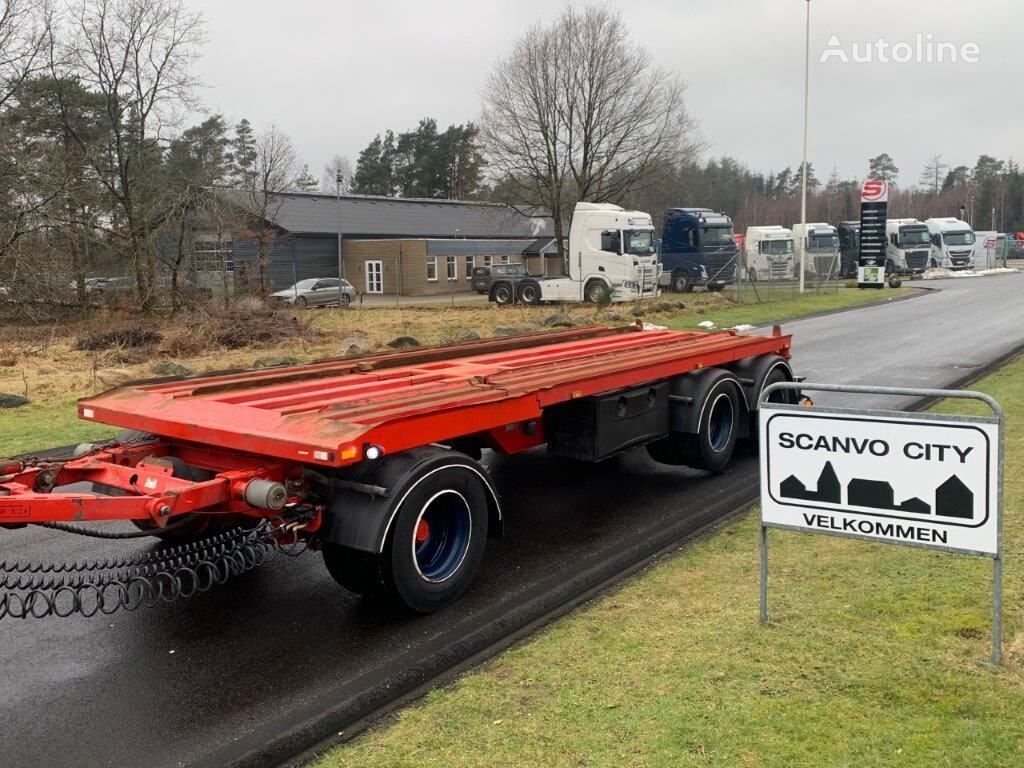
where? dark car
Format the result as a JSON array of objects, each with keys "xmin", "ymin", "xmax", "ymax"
[{"xmin": 471, "ymin": 263, "xmax": 533, "ymax": 294}]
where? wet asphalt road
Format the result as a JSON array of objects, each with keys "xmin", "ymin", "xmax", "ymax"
[{"xmin": 1, "ymin": 274, "xmax": 1022, "ymax": 768}]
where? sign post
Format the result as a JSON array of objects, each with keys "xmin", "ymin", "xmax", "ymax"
[
  {"xmin": 758, "ymin": 382, "xmax": 1004, "ymax": 665},
  {"xmin": 858, "ymin": 180, "xmax": 889, "ymax": 289}
]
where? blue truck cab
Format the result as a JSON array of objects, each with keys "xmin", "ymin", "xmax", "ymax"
[{"xmin": 658, "ymin": 208, "xmax": 738, "ymax": 292}]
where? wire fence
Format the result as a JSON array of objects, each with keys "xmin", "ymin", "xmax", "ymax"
[{"xmin": 659, "ymin": 245, "xmax": 845, "ymax": 304}]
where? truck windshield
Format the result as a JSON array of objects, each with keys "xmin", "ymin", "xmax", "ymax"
[
  {"xmin": 899, "ymin": 228, "xmax": 930, "ymax": 245},
  {"xmin": 761, "ymin": 239, "xmax": 794, "ymax": 255},
  {"xmin": 701, "ymin": 226, "xmax": 734, "ymax": 246},
  {"xmin": 809, "ymin": 235, "xmax": 839, "ymax": 249},
  {"xmin": 944, "ymin": 231, "xmax": 976, "ymax": 246},
  {"xmin": 624, "ymin": 230, "xmax": 655, "ymax": 255}
]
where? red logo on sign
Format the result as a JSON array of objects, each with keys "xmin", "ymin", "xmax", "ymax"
[{"xmin": 861, "ymin": 180, "xmax": 889, "ymax": 203}]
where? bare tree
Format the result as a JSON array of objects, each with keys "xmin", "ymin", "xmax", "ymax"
[
  {"xmin": 55, "ymin": 0, "xmax": 205, "ymax": 308},
  {"xmin": 239, "ymin": 123, "xmax": 300, "ymax": 291},
  {"xmin": 320, "ymin": 154, "xmax": 353, "ymax": 193},
  {"xmin": 481, "ymin": 4, "xmax": 699, "ymax": 258},
  {"xmin": 0, "ymin": 0, "xmax": 52, "ymax": 109},
  {"xmin": 919, "ymin": 154, "xmax": 949, "ymax": 196},
  {"xmin": 0, "ymin": 0, "xmax": 57, "ymax": 269}
]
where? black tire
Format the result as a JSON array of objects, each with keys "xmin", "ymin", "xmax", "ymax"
[
  {"xmin": 584, "ymin": 279, "xmax": 606, "ymax": 303},
  {"xmin": 294, "ymin": 295, "xmax": 308, "ymax": 308},
  {"xmin": 517, "ymin": 280, "xmax": 541, "ymax": 306},
  {"xmin": 647, "ymin": 377, "xmax": 740, "ymax": 473},
  {"xmin": 707, "ymin": 284, "xmax": 725, "ymax": 292},
  {"xmin": 671, "ymin": 272, "xmax": 692, "ymax": 293},
  {"xmin": 324, "ymin": 463, "xmax": 490, "ymax": 613},
  {"xmin": 491, "ymin": 282, "xmax": 513, "ymax": 305},
  {"xmin": 338, "ymin": 292, "xmax": 352, "ymax": 308},
  {"xmin": 747, "ymin": 267, "xmax": 758, "ymax": 282},
  {"xmin": 745, "ymin": 365, "xmax": 793, "ymax": 454},
  {"xmin": 930, "ymin": 258, "xmax": 938, "ymax": 269}
]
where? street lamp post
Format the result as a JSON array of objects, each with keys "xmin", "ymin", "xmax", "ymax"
[
  {"xmin": 798, "ymin": 0, "xmax": 811, "ymax": 294},
  {"xmin": 336, "ymin": 171, "xmax": 345, "ymax": 292},
  {"xmin": 451, "ymin": 228, "xmax": 460, "ymax": 307}
]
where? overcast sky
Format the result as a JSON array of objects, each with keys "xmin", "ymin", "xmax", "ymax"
[{"xmin": 196, "ymin": 0, "xmax": 1021, "ymax": 187}]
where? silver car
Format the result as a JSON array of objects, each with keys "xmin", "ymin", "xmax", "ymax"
[{"xmin": 272, "ymin": 278, "xmax": 356, "ymax": 307}]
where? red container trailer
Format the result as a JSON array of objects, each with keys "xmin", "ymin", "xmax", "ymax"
[{"xmin": 0, "ymin": 325, "xmax": 794, "ymax": 613}]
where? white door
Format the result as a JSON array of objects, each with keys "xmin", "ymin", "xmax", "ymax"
[{"xmin": 365, "ymin": 260, "xmax": 383, "ymax": 294}]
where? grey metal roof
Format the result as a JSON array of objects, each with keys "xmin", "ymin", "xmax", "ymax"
[
  {"xmin": 214, "ymin": 188, "xmax": 552, "ymax": 239},
  {"xmin": 523, "ymin": 237, "xmax": 558, "ymax": 256}
]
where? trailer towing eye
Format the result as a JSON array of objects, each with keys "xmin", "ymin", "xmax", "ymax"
[{"xmin": 0, "ymin": 513, "xmax": 314, "ymax": 621}]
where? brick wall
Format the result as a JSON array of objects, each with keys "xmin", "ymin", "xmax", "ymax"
[{"xmin": 343, "ymin": 239, "xmax": 524, "ymax": 296}]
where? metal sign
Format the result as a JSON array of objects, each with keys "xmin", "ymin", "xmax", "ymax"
[
  {"xmin": 858, "ymin": 180, "xmax": 888, "ymax": 288},
  {"xmin": 757, "ymin": 382, "xmax": 1004, "ymax": 664}
]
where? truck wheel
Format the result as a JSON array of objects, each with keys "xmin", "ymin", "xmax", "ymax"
[
  {"xmin": 324, "ymin": 463, "xmax": 490, "ymax": 613},
  {"xmin": 517, "ymin": 281, "xmax": 541, "ymax": 306},
  {"xmin": 671, "ymin": 272, "xmax": 692, "ymax": 293},
  {"xmin": 706, "ymin": 284, "xmax": 725, "ymax": 292},
  {"xmin": 584, "ymin": 279, "xmax": 606, "ymax": 303},
  {"xmin": 746, "ymin": 267, "xmax": 758, "ymax": 282},
  {"xmin": 647, "ymin": 377, "xmax": 740, "ymax": 473},
  {"xmin": 491, "ymin": 283, "xmax": 513, "ymax": 305}
]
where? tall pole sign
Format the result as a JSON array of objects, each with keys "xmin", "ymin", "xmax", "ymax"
[{"xmin": 858, "ymin": 180, "xmax": 888, "ymax": 289}]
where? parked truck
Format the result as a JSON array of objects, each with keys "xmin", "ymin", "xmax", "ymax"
[
  {"xmin": 743, "ymin": 226, "xmax": 796, "ymax": 281},
  {"xmin": 885, "ymin": 218, "xmax": 931, "ymax": 275},
  {"xmin": 0, "ymin": 326, "xmax": 794, "ymax": 617},
  {"xmin": 837, "ymin": 221, "xmax": 861, "ymax": 278},
  {"xmin": 658, "ymin": 208, "xmax": 738, "ymax": 293},
  {"xmin": 792, "ymin": 223, "xmax": 841, "ymax": 279},
  {"xmin": 489, "ymin": 202, "xmax": 660, "ymax": 305},
  {"xmin": 924, "ymin": 217, "xmax": 976, "ymax": 270}
]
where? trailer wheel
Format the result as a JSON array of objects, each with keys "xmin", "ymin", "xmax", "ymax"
[
  {"xmin": 324, "ymin": 462, "xmax": 490, "ymax": 613},
  {"xmin": 647, "ymin": 376, "xmax": 740, "ymax": 473},
  {"xmin": 491, "ymin": 283, "xmax": 513, "ymax": 305},
  {"xmin": 745, "ymin": 364, "xmax": 794, "ymax": 454}
]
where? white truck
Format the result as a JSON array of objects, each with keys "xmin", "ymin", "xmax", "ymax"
[
  {"xmin": 743, "ymin": 226, "xmax": 795, "ymax": 281},
  {"xmin": 924, "ymin": 218, "xmax": 976, "ymax": 271},
  {"xmin": 792, "ymin": 222, "xmax": 840, "ymax": 279},
  {"xmin": 885, "ymin": 218, "xmax": 931, "ymax": 275},
  {"xmin": 490, "ymin": 202, "xmax": 660, "ymax": 305}
]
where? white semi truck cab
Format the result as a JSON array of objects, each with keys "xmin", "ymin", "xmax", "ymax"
[
  {"xmin": 924, "ymin": 217, "xmax": 976, "ymax": 271},
  {"xmin": 494, "ymin": 202, "xmax": 660, "ymax": 305},
  {"xmin": 744, "ymin": 226, "xmax": 795, "ymax": 281},
  {"xmin": 885, "ymin": 218, "xmax": 931, "ymax": 275},
  {"xmin": 792, "ymin": 222, "xmax": 840, "ymax": 278}
]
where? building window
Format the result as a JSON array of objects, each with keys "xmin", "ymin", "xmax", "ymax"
[
  {"xmin": 464, "ymin": 255, "xmax": 474, "ymax": 278},
  {"xmin": 193, "ymin": 240, "xmax": 234, "ymax": 272},
  {"xmin": 446, "ymin": 255, "xmax": 457, "ymax": 281},
  {"xmin": 500, "ymin": 254, "xmax": 511, "ymax": 264},
  {"xmin": 483, "ymin": 255, "xmax": 493, "ymax": 268},
  {"xmin": 427, "ymin": 256, "xmax": 437, "ymax": 281}
]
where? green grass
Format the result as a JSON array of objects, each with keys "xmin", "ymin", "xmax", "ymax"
[
  {"xmin": 316, "ymin": 355, "xmax": 1024, "ymax": 768},
  {"xmin": 665, "ymin": 285, "xmax": 915, "ymax": 331},
  {"xmin": 0, "ymin": 396, "xmax": 118, "ymax": 456}
]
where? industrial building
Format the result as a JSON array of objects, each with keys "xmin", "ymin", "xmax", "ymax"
[{"xmin": 193, "ymin": 189, "xmax": 556, "ymax": 297}]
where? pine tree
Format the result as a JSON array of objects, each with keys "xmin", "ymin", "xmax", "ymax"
[
  {"xmin": 867, "ymin": 153, "xmax": 899, "ymax": 183},
  {"xmin": 228, "ymin": 118, "xmax": 257, "ymax": 188},
  {"xmin": 293, "ymin": 163, "xmax": 319, "ymax": 192}
]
